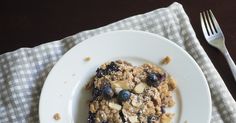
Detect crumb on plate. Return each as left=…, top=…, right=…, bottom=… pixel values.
left=84, top=57, right=91, bottom=61
left=162, top=56, right=171, bottom=64
left=53, top=113, right=61, bottom=120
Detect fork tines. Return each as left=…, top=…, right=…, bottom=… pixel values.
left=200, top=10, right=222, bottom=37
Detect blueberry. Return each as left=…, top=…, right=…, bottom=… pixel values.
left=147, top=115, right=159, bottom=123
left=146, top=72, right=164, bottom=87
left=161, top=106, right=166, bottom=113
left=96, top=62, right=119, bottom=78
left=117, top=90, right=131, bottom=102
left=88, top=111, right=96, bottom=123
left=96, top=68, right=107, bottom=78
left=106, top=61, right=119, bottom=73
left=147, top=73, right=158, bottom=82
left=92, top=88, right=102, bottom=100
left=102, top=86, right=114, bottom=99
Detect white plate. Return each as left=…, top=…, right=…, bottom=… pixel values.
left=39, top=30, right=211, bottom=123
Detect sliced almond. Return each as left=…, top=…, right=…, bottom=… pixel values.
left=108, top=102, right=122, bottom=111
left=131, top=95, right=142, bottom=107
left=128, top=116, right=139, bottom=123
left=111, top=80, right=130, bottom=90
left=114, top=87, right=122, bottom=94
left=134, top=82, right=147, bottom=93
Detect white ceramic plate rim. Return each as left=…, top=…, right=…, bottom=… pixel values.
left=39, top=30, right=212, bottom=123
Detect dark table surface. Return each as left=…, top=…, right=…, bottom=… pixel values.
left=1, top=0, right=236, bottom=99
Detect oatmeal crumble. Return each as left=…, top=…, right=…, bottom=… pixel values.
left=86, top=60, right=176, bottom=123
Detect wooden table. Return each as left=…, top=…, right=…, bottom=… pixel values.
left=1, top=0, right=236, bottom=99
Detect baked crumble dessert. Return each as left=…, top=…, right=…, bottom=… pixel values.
left=86, top=60, right=176, bottom=123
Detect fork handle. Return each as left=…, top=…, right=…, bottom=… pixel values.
left=223, top=50, right=236, bottom=80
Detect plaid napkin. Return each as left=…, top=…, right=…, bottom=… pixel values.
left=1, top=2, right=236, bottom=123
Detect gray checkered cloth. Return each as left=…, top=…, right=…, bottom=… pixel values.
left=0, top=2, right=236, bottom=123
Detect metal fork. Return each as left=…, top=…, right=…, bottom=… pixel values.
left=200, top=10, right=236, bottom=80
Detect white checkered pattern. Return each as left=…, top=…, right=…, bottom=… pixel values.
left=0, top=2, right=236, bottom=123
